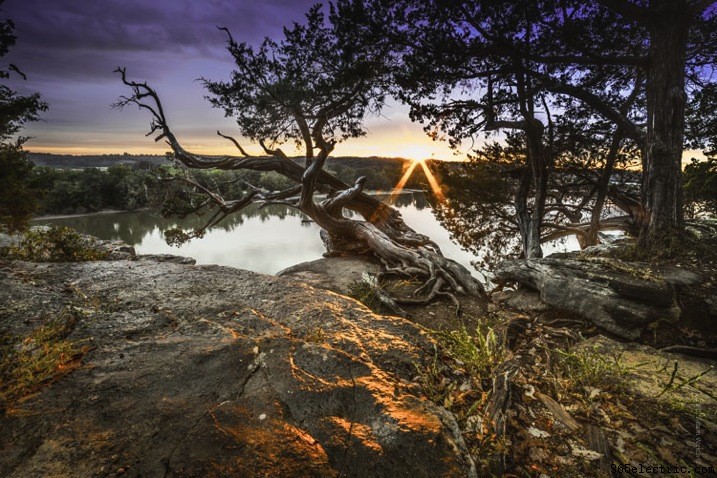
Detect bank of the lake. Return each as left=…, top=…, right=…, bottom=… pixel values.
left=31, top=192, right=580, bottom=284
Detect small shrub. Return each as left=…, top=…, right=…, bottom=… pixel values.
left=3, top=226, right=108, bottom=262
left=435, top=323, right=505, bottom=377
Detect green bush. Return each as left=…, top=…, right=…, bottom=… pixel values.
left=3, top=226, right=108, bottom=262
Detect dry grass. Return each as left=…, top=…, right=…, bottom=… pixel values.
left=0, top=307, right=90, bottom=414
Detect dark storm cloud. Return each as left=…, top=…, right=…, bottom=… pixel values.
left=0, top=0, right=327, bottom=154
left=3, top=0, right=320, bottom=80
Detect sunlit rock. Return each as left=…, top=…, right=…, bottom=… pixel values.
left=0, top=257, right=476, bottom=477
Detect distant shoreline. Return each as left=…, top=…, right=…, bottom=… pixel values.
left=31, top=209, right=144, bottom=221
left=30, top=190, right=424, bottom=222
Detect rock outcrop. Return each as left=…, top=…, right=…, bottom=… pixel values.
left=494, top=256, right=702, bottom=339
left=0, top=258, right=476, bottom=477
left=278, top=256, right=382, bottom=296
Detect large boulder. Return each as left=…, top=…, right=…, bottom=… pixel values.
left=494, top=257, right=701, bottom=339
left=0, top=258, right=476, bottom=477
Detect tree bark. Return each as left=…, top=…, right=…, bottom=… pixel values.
left=514, top=117, right=547, bottom=260
left=640, top=0, right=690, bottom=247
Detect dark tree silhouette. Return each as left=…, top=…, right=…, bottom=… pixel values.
left=349, top=0, right=716, bottom=252
left=0, top=0, right=48, bottom=232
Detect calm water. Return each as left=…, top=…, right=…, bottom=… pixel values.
left=34, top=192, right=578, bottom=283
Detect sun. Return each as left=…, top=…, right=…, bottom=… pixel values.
left=395, top=144, right=436, bottom=162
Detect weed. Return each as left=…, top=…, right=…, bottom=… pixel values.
left=552, top=346, right=632, bottom=394
left=434, top=323, right=506, bottom=377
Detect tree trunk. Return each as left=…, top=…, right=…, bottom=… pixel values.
left=640, top=1, right=690, bottom=247
left=516, top=119, right=547, bottom=259
left=586, top=131, right=622, bottom=246
left=300, top=148, right=487, bottom=303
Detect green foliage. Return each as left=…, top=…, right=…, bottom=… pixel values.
left=163, top=227, right=198, bottom=247
left=257, top=172, right=295, bottom=192
left=204, top=4, right=390, bottom=148
left=686, top=83, right=717, bottom=157
left=434, top=323, right=505, bottom=378
left=0, top=0, right=47, bottom=232
left=429, top=142, right=524, bottom=270
left=29, top=164, right=154, bottom=215
left=0, top=141, right=39, bottom=232
left=4, top=226, right=108, bottom=262
left=683, top=157, right=717, bottom=218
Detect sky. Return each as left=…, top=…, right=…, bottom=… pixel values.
left=3, top=0, right=463, bottom=160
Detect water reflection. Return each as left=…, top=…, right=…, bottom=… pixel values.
left=34, top=192, right=463, bottom=276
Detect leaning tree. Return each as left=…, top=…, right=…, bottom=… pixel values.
left=116, top=5, right=484, bottom=309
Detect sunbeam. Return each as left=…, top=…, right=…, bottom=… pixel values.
left=389, top=158, right=445, bottom=204
left=418, top=160, right=445, bottom=203
left=389, top=159, right=420, bottom=204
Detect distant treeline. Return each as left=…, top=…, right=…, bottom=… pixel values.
left=29, top=152, right=167, bottom=169
left=28, top=155, right=432, bottom=216
left=25, top=153, right=715, bottom=221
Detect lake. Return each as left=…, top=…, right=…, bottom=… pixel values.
left=33, top=192, right=579, bottom=285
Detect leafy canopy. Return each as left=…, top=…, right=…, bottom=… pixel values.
left=203, top=4, right=391, bottom=152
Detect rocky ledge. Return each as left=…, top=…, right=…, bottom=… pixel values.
left=0, top=257, right=476, bottom=477
left=494, top=252, right=710, bottom=340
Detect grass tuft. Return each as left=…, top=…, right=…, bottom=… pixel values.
left=551, top=346, right=632, bottom=395
left=0, top=308, right=90, bottom=414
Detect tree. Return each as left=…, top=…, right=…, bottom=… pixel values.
left=684, top=83, right=717, bottom=217
left=0, top=0, right=47, bottom=232
left=117, top=5, right=484, bottom=309
left=351, top=0, right=716, bottom=253
left=562, top=0, right=716, bottom=247
left=351, top=0, right=644, bottom=259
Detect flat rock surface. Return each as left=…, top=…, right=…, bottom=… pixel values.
left=577, top=336, right=717, bottom=421
left=0, top=258, right=476, bottom=478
